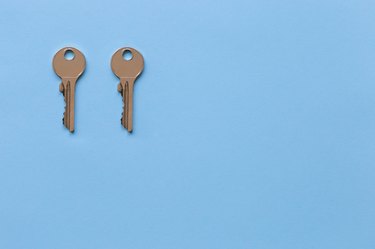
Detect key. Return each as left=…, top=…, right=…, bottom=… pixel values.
left=111, top=47, right=144, bottom=133
left=52, top=47, right=86, bottom=133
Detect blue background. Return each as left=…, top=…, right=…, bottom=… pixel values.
left=0, top=0, right=374, bottom=248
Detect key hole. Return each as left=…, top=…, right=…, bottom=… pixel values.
left=122, top=50, right=133, bottom=61
left=64, top=50, right=75, bottom=60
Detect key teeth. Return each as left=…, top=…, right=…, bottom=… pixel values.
left=121, top=112, right=125, bottom=128
left=62, top=101, right=67, bottom=126
left=63, top=105, right=67, bottom=125
left=60, top=82, right=66, bottom=126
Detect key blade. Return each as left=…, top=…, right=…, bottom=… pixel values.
left=119, top=78, right=135, bottom=132
left=61, top=78, right=77, bottom=133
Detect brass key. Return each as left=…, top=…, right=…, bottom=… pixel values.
left=52, top=47, right=86, bottom=133
left=111, top=47, right=144, bottom=133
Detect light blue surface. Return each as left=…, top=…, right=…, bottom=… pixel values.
left=0, top=0, right=374, bottom=248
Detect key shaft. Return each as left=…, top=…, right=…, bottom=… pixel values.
left=60, top=78, right=77, bottom=132
left=118, top=78, right=135, bottom=132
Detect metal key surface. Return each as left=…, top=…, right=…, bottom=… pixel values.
left=111, top=47, right=144, bottom=133
left=52, top=47, right=86, bottom=133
